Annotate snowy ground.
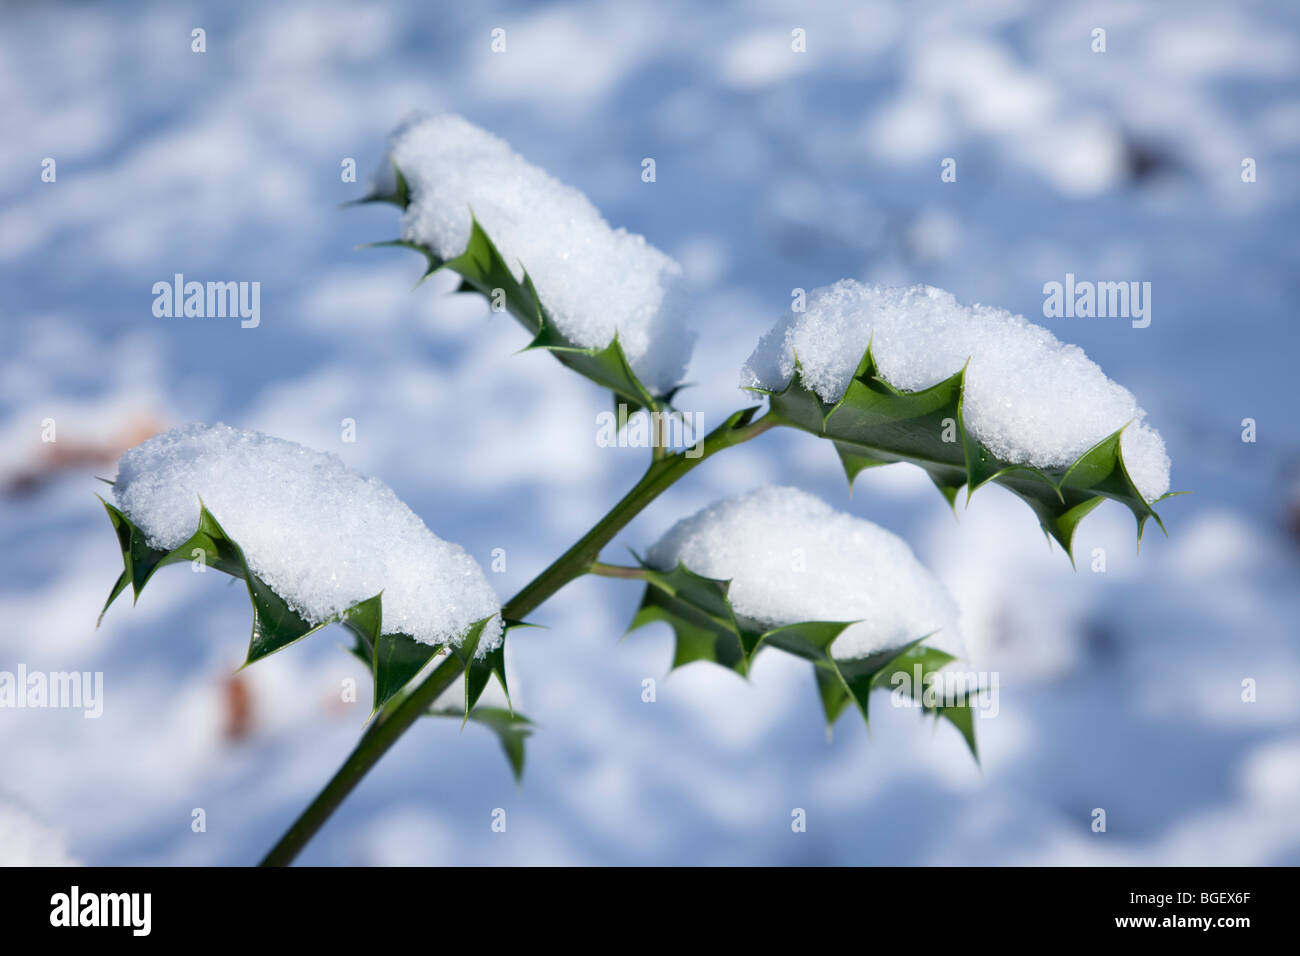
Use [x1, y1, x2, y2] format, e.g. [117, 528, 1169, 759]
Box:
[1, 0, 1298, 865]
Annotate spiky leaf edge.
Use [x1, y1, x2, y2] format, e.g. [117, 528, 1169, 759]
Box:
[625, 560, 978, 757]
[357, 165, 674, 417]
[751, 344, 1182, 564]
[427, 706, 535, 783]
[99, 498, 501, 716]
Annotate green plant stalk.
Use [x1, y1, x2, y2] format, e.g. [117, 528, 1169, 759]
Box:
[587, 561, 649, 580]
[259, 408, 774, 866]
[258, 652, 462, 867]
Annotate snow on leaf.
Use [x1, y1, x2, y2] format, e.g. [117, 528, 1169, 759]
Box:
[624, 557, 977, 757]
[98, 500, 492, 714]
[359, 189, 668, 415]
[753, 345, 1180, 562]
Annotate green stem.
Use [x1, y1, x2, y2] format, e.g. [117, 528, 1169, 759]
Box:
[259, 406, 774, 866]
[587, 561, 648, 579]
[258, 653, 463, 867]
[496, 407, 771, 621]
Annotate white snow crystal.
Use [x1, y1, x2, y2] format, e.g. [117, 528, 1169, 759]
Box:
[386, 113, 694, 395]
[741, 282, 1171, 502]
[113, 424, 503, 654]
[646, 486, 963, 661]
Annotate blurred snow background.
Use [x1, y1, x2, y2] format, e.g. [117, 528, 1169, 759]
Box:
[1, 0, 1297, 865]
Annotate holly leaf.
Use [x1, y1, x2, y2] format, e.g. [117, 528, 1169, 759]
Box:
[358, 167, 670, 415]
[624, 559, 976, 755]
[242, 565, 323, 665]
[453, 618, 510, 722]
[346, 162, 409, 209]
[752, 346, 1181, 562]
[341, 594, 447, 714]
[99, 499, 488, 713]
[627, 562, 749, 673]
[427, 706, 534, 783]
[856, 643, 979, 760]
